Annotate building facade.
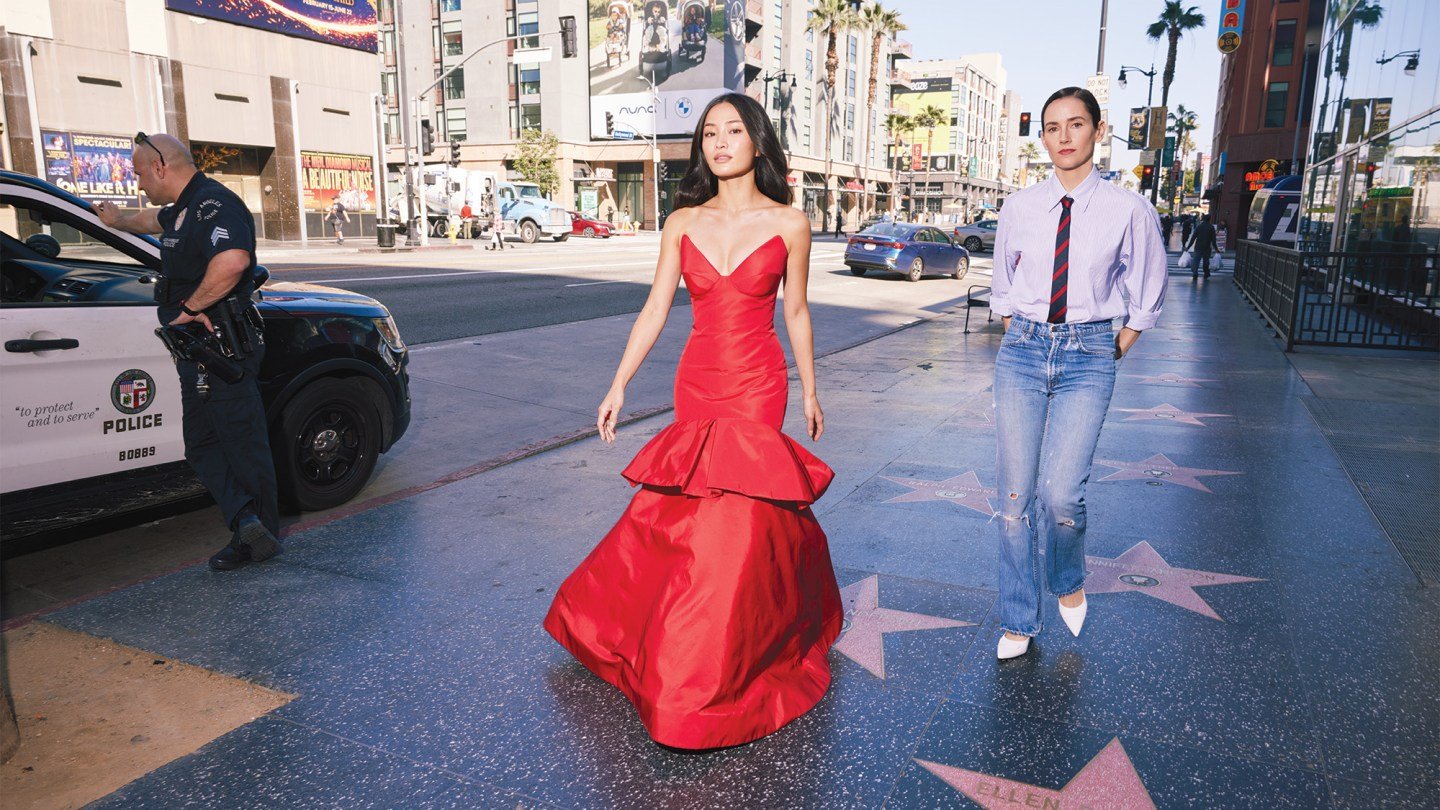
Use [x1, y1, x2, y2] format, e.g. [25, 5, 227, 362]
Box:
[379, 0, 912, 230]
[1, 0, 385, 240]
[1206, 0, 1325, 241]
[1298, 0, 1438, 252]
[892, 54, 1017, 224]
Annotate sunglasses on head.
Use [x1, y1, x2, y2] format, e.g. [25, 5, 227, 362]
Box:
[134, 132, 165, 166]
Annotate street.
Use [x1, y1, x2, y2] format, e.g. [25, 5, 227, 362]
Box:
[2, 234, 994, 620]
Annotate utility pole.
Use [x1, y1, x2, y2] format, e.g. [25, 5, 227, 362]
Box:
[1096, 0, 1108, 74]
[394, 0, 419, 245]
[642, 72, 661, 232]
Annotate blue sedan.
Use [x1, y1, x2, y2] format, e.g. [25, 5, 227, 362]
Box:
[843, 223, 971, 281]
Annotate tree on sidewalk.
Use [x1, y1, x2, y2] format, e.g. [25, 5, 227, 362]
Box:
[808, 0, 858, 224]
[512, 129, 561, 197]
[860, 2, 906, 221]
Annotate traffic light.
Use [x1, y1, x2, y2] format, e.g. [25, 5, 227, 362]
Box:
[1018, 112, 1031, 137]
[560, 15, 577, 58]
[605, 112, 614, 136]
[1140, 164, 1155, 191]
[658, 161, 668, 183]
[420, 119, 435, 155]
[449, 139, 461, 167]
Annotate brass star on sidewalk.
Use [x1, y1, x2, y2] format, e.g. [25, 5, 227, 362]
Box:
[835, 576, 973, 679]
[917, 738, 1156, 808]
[1125, 373, 1218, 387]
[1086, 541, 1265, 621]
[881, 471, 996, 516]
[1094, 453, 1241, 493]
[1114, 402, 1231, 426]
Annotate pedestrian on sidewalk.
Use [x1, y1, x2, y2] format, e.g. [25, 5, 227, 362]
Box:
[833, 207, 844, 238]
[988, 87, 1167, 660]
[545, 92, 841, 750]
[1180, 213, 1194, 252]
[326, 196, 350, 244]
[488, 204, 505, 251]
[1160, 212, 1174, 249]
[1184, 214, 1220, 279]
[97, 133, 281, 572]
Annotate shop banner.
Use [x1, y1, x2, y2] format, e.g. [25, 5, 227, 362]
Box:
[588, 0, 741, 139]
[41, 131, 143, 205]
[1128, 107, 1148, 149]
[1217, 0, 1245, 53]
[300, 152, 376, 212]
[165, 0, 378, 53]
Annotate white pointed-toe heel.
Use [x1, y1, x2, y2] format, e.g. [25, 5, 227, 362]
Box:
[1059, 594, 1088, 637]
[996, 633, 1031, 660]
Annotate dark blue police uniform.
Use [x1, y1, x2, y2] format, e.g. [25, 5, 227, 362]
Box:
[156, 172, 279, 543]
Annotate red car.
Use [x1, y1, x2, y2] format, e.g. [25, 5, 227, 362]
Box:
[570, 211, 613, 238]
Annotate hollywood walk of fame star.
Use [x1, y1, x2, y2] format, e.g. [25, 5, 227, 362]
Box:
[836, 576, 974, 679]
[1114, 403, 1231, 426]
[1125, 372, 1219, 387]
[1145, 352, 1212, 361]
[1086, 541, 1264, 620]
[917, 738, 1156, 808]
[1093, 453, 1241, 493]
[881, 471, 996, 516]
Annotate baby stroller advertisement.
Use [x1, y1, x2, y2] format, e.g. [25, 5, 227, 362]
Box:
[586, 0, 744, 139]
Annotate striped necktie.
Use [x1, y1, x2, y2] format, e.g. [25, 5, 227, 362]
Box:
[1048, 196, 1073, 324]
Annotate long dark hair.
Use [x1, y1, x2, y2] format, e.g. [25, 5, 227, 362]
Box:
[1040, 86, 1102, 128]
[673, 93, 791, 210]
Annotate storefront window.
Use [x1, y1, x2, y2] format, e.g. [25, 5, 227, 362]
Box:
[616, 163, 644, 225]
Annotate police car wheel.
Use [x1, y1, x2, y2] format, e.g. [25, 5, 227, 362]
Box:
[274, 377, 384, 512]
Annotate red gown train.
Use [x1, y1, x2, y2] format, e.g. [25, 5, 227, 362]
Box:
[544, 233, 843, 749]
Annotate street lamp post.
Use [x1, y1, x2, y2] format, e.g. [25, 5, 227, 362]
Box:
[762, 70, 797, 160]
[1118, 63, 1159, 205]
[640, 72, 661, 232]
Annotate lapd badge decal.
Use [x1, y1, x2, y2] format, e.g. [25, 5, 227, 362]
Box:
[174, 207, 188, 230]
[111, 369, 155, 415]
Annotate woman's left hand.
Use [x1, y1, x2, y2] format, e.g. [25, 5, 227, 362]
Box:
[803, 393, 824, 441]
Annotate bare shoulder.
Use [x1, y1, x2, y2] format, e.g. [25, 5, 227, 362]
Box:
[661, 206, 697, 240]
[773, 205, 811, 248]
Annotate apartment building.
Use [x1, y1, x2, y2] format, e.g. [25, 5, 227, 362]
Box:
[379, 0, 911, 229]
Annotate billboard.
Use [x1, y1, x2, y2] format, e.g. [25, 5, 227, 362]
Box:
[588, 0, 744, 139]
[164, 0, 378, 53]
[40, 131, 144, 205]
[893, 77, 953, 162]
[300, 152, 376, 212]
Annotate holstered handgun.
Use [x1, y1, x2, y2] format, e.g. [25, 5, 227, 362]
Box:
[155, 325, 245, 384]
[210, 296, 263, 359]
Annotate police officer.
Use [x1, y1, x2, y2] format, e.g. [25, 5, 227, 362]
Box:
[97, 133, 280, 571]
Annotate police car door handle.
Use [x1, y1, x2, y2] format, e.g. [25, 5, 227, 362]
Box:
[5, 338, 80, 353]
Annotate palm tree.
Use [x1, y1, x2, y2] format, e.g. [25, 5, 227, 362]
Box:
[1146, 2, 1205, 136]
[1018, 140, 1040, 185]
[807, 0, 859, 222]
[914, 104, 946, 218]
[1167, 105, 1198, 208]
[885, 111, 913, 212]
[859, 3, 906, 220]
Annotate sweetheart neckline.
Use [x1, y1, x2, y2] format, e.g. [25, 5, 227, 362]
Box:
[681, 234, 787, 279]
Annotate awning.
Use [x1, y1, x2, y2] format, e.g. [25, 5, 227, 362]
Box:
[844, 180, 864, 190]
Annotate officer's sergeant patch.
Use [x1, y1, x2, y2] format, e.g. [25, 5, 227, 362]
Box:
[211, 226, 230, 246]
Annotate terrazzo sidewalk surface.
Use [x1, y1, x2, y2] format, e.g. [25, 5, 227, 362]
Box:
[44, 263, 1440, 808]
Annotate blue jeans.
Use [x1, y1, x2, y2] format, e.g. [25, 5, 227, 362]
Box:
[993, 314, 1117, 636]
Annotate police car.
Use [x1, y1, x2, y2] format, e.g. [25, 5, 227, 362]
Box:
[1, 170, 411, 545]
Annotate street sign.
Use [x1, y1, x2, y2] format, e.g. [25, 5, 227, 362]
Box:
[1163, 136, 1176, 166]
[1132, 166, 1146, 180]
[1085, 73, 1111, 105]
[511, 47, 553, 64]
[1138, 151, 1156, 166]
[611, 128, 636, 141]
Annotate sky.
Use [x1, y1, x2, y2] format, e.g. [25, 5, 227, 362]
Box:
[895, 0, 1223, 174]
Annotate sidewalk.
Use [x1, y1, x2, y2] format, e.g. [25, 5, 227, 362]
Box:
[5, 260, 1437, 806]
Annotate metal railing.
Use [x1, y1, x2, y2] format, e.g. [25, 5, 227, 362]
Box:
[1234, 241, 1439, 351]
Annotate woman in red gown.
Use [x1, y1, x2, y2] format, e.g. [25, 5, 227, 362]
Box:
[544, 93, 842, 750]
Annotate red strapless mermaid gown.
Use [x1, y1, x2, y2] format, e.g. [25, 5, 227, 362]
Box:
[544, 233, 843, 749]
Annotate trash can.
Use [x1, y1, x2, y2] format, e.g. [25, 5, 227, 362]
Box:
[376, 221, 397, 248]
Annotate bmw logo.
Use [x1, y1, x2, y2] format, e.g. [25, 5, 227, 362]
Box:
[676, 98, 693, 117]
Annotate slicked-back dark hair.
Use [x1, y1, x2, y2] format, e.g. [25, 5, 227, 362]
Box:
[1040, 86, 1103, 129]
[674, 93, 791, 210]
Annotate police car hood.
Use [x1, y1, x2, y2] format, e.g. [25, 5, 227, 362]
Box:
[257, 281, 391, 318]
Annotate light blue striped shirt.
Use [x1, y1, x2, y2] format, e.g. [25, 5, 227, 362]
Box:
[991, 169, 1167, 331]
